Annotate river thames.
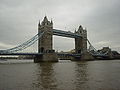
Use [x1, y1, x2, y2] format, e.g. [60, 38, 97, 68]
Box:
[0, 59, 120, 90]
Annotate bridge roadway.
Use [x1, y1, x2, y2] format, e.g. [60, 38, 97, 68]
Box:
[92, 54, 109, 58]
[0, 53, 43, 56]
[0, 52, 110, 60]
[0, 53, 80, 56]
[57, 53, 81, 57]
[0, 52, 109, 57]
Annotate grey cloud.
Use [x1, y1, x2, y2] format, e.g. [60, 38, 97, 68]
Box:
[0, 0, 120, 52]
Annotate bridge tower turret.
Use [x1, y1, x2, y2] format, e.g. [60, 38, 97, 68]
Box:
[34, 16, 58, 62]
[75, 25, 87, 53]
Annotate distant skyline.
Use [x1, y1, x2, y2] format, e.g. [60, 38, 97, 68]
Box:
[0, 0, 120, 52]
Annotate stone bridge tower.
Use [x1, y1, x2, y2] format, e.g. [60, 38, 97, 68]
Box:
[38, 16, 53, 53]
[75, 25, 87, 54]
[74, 25, 94, 60]
[34, 16, 58, 62]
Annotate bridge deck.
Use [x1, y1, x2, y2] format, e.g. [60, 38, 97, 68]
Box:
[0, 53, 43, 56]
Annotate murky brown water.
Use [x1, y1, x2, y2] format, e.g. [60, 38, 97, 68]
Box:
[0, 60, 120, 90]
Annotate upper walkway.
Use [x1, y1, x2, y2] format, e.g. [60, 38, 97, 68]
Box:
[53, 29, 81, 38]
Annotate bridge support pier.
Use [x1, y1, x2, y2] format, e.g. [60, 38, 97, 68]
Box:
[71, 52, 94, 61]
[34, 52, 58, 63]
[34, 55, 43, 63]
[80, 51, 94, 60]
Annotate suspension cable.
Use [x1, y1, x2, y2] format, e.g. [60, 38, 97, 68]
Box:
[0, 32, 44, 53]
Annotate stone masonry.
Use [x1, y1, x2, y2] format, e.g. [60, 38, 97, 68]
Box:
[34, 16, 58, 62]
[75, 25, 87, 54]
[74, 25, 94, 60]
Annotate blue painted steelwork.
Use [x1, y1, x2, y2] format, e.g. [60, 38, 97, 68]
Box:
[87, 39, 109, 57]
[53, 29, 81, 38]
[57, 53, 81, 56]
[0, 53, 80, 57]
[57, 53, 81, 58]
[92, 54, 109, 57]
[0, 53, 43, 56]
[0, 32, 44, 54]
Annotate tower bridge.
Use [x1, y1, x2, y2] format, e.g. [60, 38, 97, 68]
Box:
[0, 16, 113, 62]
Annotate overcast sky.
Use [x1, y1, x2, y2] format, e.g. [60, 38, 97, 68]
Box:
[0, 0, 120, 52]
